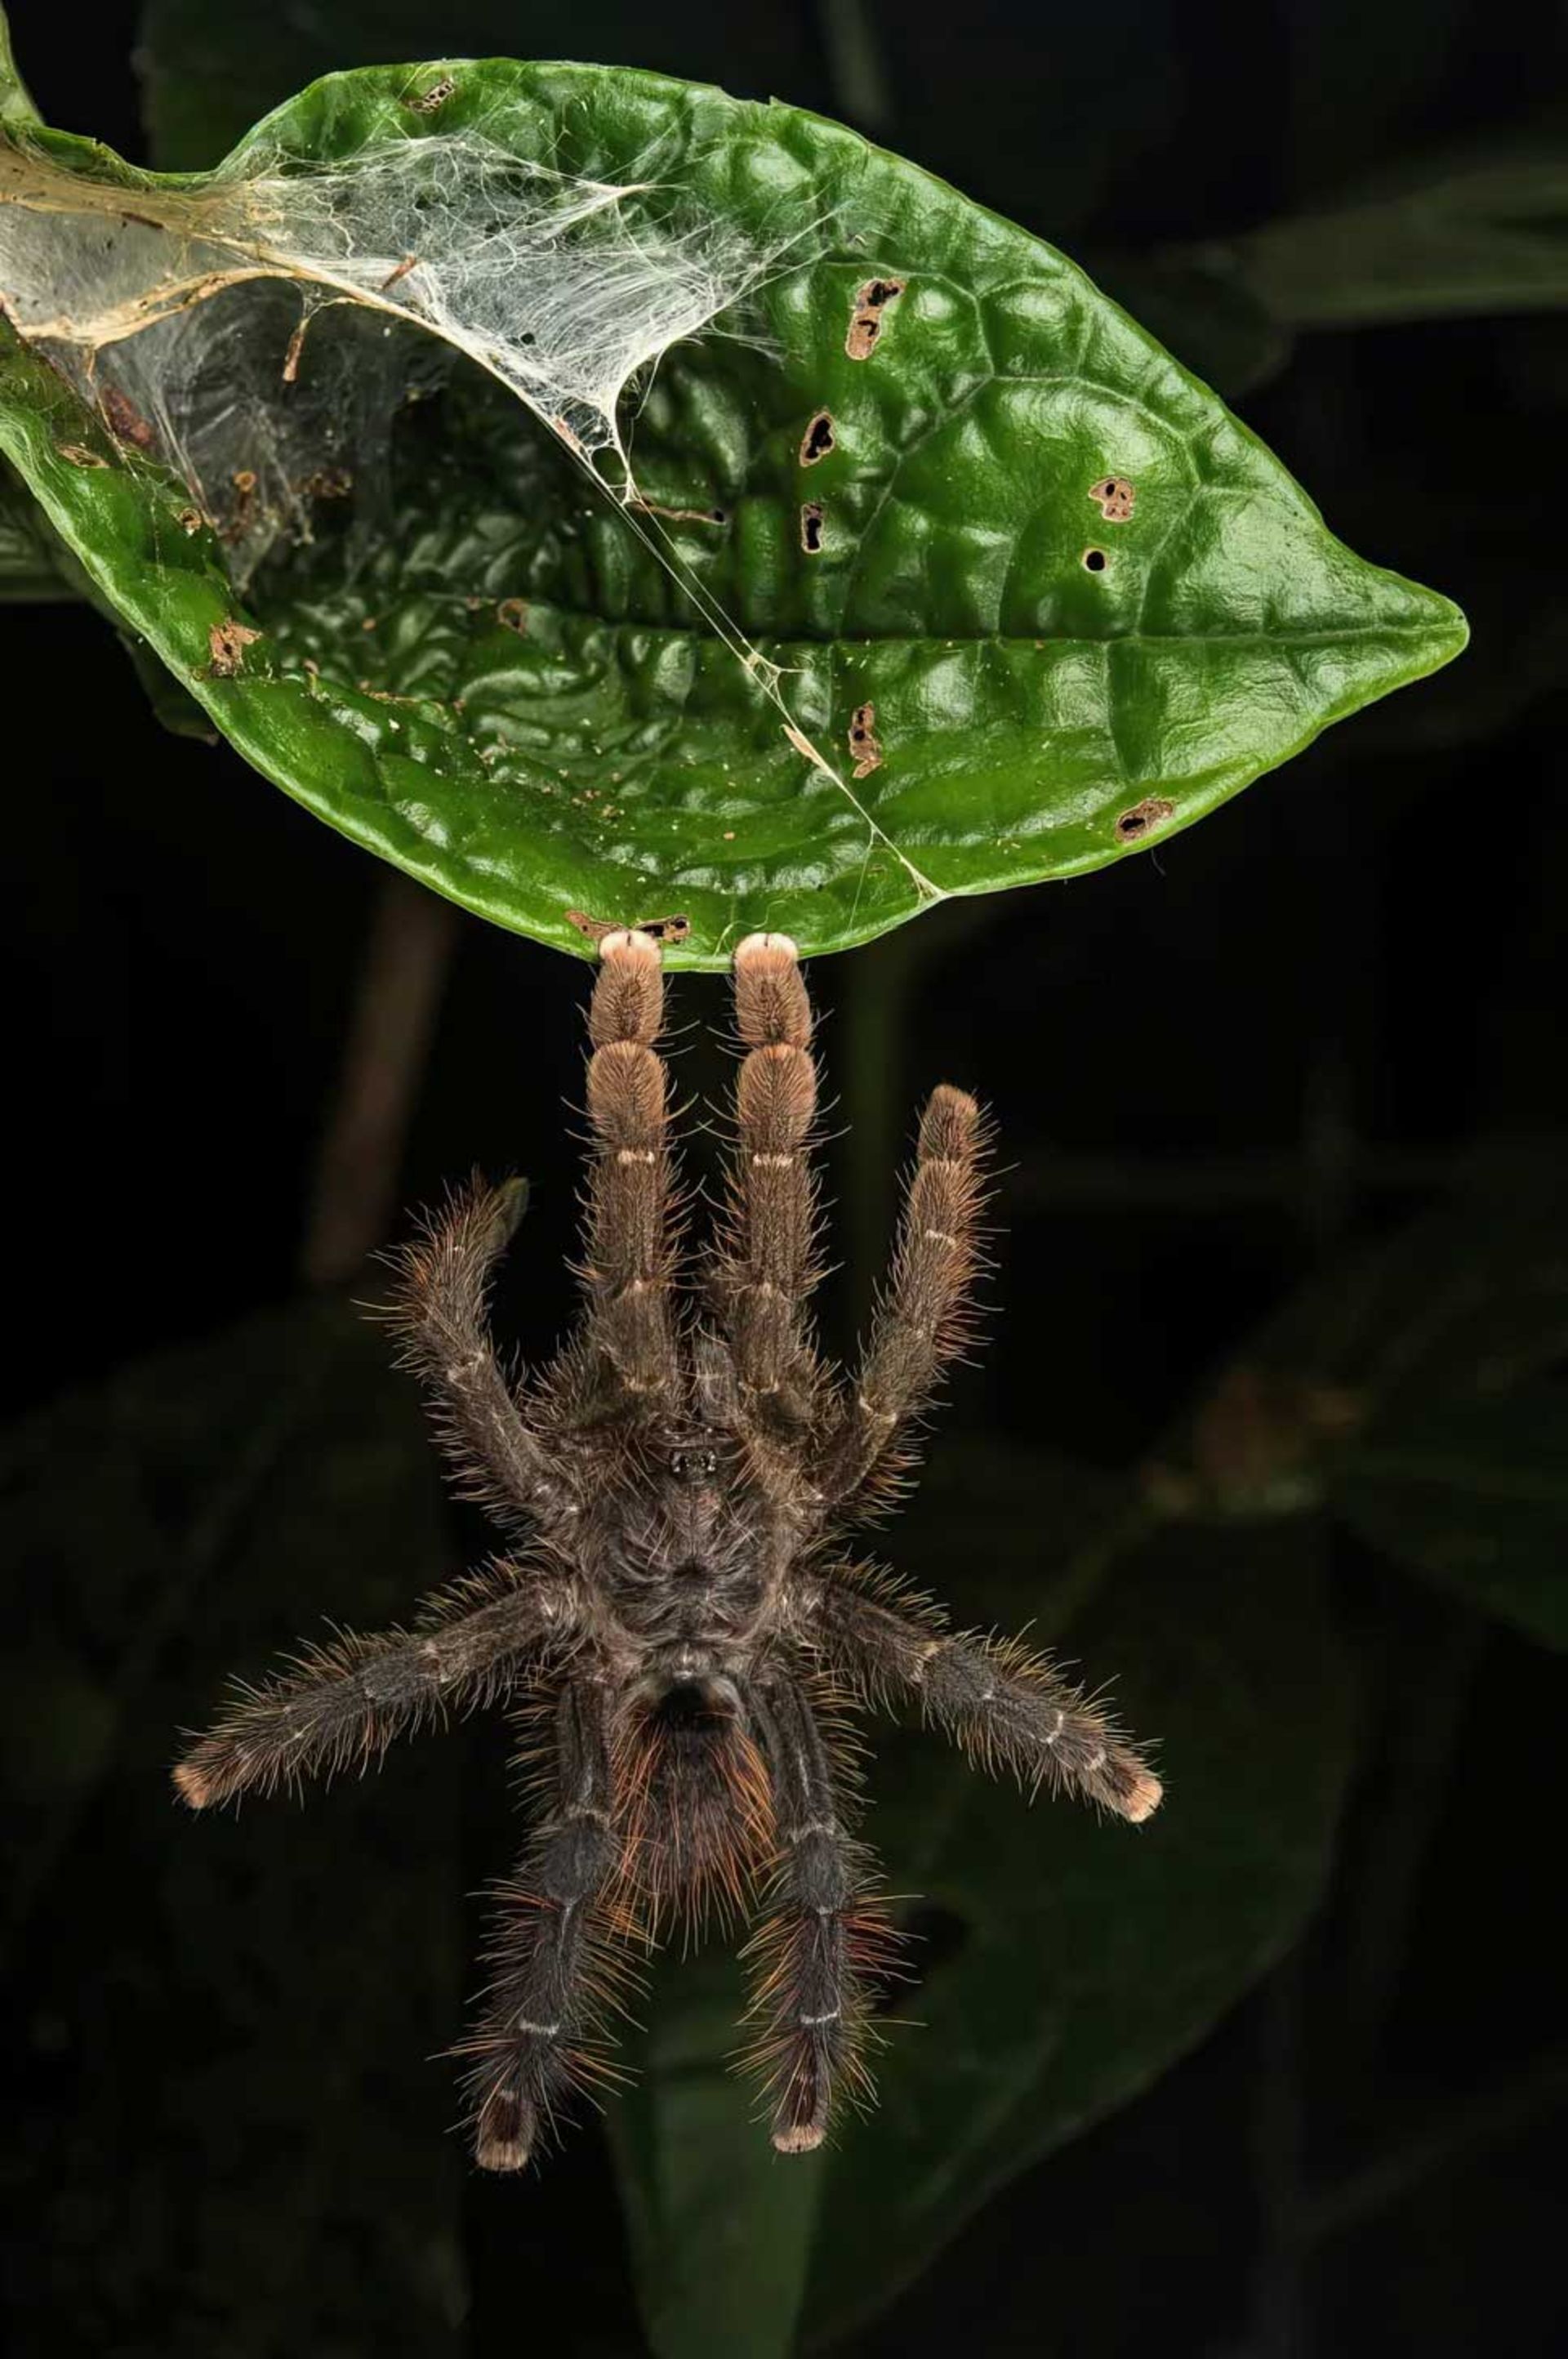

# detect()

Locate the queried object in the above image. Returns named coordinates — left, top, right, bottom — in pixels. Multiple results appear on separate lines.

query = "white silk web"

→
left=0, top=117, right=937, bottom=901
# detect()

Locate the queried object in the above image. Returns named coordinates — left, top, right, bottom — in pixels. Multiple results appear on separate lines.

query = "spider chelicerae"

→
left=174, top=929, right=1161, bottom=2165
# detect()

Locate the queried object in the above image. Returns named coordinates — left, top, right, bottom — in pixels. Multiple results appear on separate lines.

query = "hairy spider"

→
left=174, top=930, right=1161, bottom=2165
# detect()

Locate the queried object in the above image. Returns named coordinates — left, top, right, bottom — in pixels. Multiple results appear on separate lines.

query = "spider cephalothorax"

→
left=175, top=930, right=1161, bottom=2165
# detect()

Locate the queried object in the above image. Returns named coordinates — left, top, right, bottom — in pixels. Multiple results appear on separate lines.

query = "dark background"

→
left=3, top=2, right=1566, bottom=2354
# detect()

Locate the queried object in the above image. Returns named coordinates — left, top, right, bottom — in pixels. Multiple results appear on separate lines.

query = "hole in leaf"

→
left=1089, top=474, right=1136, bottom=522
left=800, top=500, right=825, bottom=554
left=403, top=76, right=457, bottom=114
left=1082, top=546, right=1108, bottom=573
left=846, top=275, right=906, bottom=360
left=565, top=909, right=692, bottom=947
left=1116, top=795, right=1175, bottom=841
left=800, top=409, right=835, bottom=466
left=206, top=617, right=261, bottom=677
left=848, top=700, right=883, bottom=778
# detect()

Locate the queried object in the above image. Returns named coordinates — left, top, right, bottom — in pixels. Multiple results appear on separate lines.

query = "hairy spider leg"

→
left=556, top=927, right=682, bottom=1420
left=173, top=921, right=1165, bottom=2174
left=816, top=1083, right=990, bottom=1512
left=463, top=1681, right=633, bottom=2171
left=172, top=1573, right=570, bottom=1808
left=742, top=1676, right=897, bottom=2153
left=386, top=1174, right=572, bottom=1532
left=808, top=1574, right=1163, bottom=1822
left=710, top=931, right=828, bottom=1438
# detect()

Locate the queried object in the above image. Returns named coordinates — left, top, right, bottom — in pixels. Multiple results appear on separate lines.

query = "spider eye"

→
left=671, top=1448, right=718, bottom=1481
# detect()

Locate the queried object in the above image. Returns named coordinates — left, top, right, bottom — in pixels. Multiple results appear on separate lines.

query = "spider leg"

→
left=710, top=932, right=826, bottom=1437
left=462, top=1679, right=633, bottom=2170
left=555, top=929, right=681, bottom=1421
left=813, top=1083, right=988, bottom=1513
left=172, top=1569, right=574, bottom=1809
left=386, top=1175, right=574, bottom=1532
left=808, top=1573, right=1163, bottom=1822
left=742, top=1674, right=897, bottom=2153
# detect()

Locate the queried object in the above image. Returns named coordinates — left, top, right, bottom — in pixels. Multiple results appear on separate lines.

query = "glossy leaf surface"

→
left=0, top=39, right=1464, bottom=963
left=0, top=451, right=67, bottom=597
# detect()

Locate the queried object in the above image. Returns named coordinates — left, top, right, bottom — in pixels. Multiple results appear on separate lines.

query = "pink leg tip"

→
left=172, top=1761, right=212, bottom=1809
left=599, top=927, right=661, bottom=963
left=735, top=932, right=800, bottom=965
left=772, top=2120, right=826, bottom=2155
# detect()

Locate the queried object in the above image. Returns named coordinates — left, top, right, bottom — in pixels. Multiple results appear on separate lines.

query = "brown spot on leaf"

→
left=57, top=443, right=109, bottom=469
left=846, top=276, right=905, bottom=361
left=849, top=702, right=883, bottom=779
left=176, top=506, right=206, bottom=535
left=99, top=386, right=154, bottom=450
left=496, top=597, right=530, bottom=634
left=1115, top=796, right=1175, bottom=843
left=403, top=75, right=457, bottom=113
left=207, top=618, right=261, bottom=678
left=566, top=909, right=692, bottom=948
left=800, top=500, right=825, bottom=554
left=1089, top=475, right=1136, bottom=523
left=800, top=410, right=835, bottom=466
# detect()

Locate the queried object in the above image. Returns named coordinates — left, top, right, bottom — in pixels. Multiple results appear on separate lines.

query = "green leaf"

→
left=0, top=448, right=217, bottom=734
left=610, top=1473, right=1357, bottom=2354
left=1336, top=1388, right=1568, bottom=1653
left=0, top=47, right=1463, bottom=965
left=0, top=7, right=37, bottom=127
left=0, top=450, right=70, bottom=596
left=0, top=1298, right=468, bottom=2351
left=1089, top=247, right=1295, bottom=399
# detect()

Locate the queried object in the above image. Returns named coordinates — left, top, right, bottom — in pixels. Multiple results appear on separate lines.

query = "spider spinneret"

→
left=174, top=928, right=1161, bottom=2166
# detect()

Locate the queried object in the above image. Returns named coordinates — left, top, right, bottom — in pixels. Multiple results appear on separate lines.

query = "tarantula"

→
left=175, top=930, right=1161, bottom=2165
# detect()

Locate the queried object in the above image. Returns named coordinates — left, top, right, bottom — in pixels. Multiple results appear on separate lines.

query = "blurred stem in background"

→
left=299, top=873, right=461, bottom=1288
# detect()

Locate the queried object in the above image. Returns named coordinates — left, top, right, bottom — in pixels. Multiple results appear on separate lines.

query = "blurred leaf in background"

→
left=1236, top=145, right=1568, bottom=330
left=612, top=1482, right=1359, bottom=2357
left=1, top=1300, right=468, bottom=2356
left=1149, top=1163, right=1568, bottom=1646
